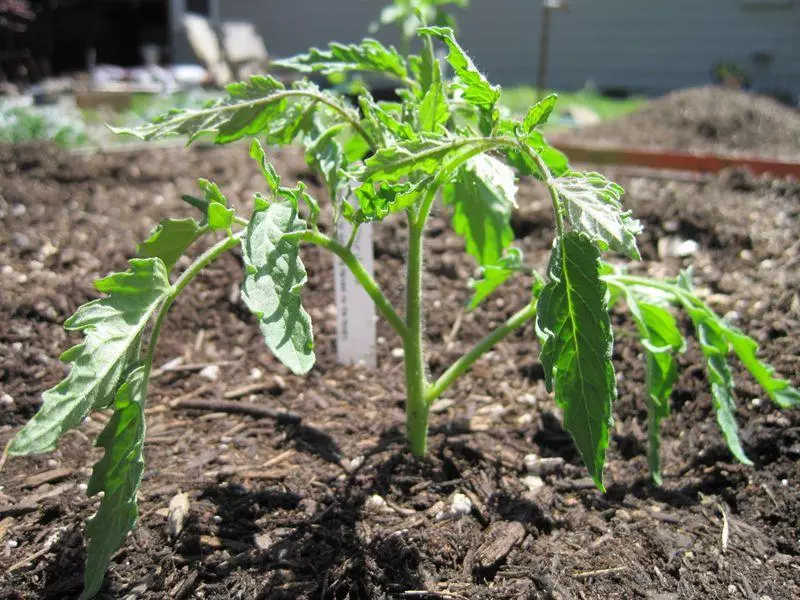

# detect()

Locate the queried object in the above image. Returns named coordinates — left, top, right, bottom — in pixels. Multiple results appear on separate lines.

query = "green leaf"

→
left=623, top=290, right=684, bottom=484
left=273, top=39, right=408, bottom=81
left=207, top=202, right=235, bottom=231
left=721, top=327, right=800, bottom=409
left=443, top=154, right=516, bottom=266
left=418, top=26, right=500, bottom=112
left=241, top=203, right=315, bottom=375
left=81, top=366, right=147, bottom=600
left=250, top=139, right=281, bottom=192
left=197, top=178, right=227, bottom=206
left=136, top=218, right=203, bottom=272
left=468, top=247, right=523, bottom=309
left=353, top=179, right=428, bottom=223
left=691, top=313, right=753, bottom=465
left=419, top=55, right=449, bottom=133
left=353, top=136, right=497, bottom=184
left=359, top=93, right=417, bottom=144
left=9, top=259, right=169, bottom=456
left=504, top=129, right=570, bottom=179
left=111, top=75, right=287, bottom=143
left=301, top=118, right=347, bottom=214
left=555, top=171, right=642, bottom=259
left=523, top=93, right=558, bottom=132
left=536, top=232, right=616, bottom=490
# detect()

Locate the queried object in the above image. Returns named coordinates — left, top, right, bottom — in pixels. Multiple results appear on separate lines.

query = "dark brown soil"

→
left=564, top=86, right=800, bottom=161
left=1, top=142, right=798, bottom=600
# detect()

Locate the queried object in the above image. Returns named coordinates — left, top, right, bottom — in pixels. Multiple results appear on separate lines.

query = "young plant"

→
left=5, top=26, right=798, bottom=599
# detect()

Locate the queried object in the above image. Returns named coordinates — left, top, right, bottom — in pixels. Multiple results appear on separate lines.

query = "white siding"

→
left=177, top=0, right=800, bottom=97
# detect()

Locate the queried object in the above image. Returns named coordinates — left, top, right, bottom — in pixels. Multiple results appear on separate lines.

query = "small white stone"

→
left=364, top=494, right=388, bottom=513
left=450, top=493, right=472, bottom=517
left=751, top=398, right=762, bottom=407
left=377, top=336, right=386, bottom=345
left=517, top=413, right=533, bottom=425
left=781, top=479, right=789, bottom=487
left=212, top=515, right=223, bottom=524
left=391, top=347, right=404, bottom=358
left=521, top=475, right=545, bottom=493
left=220, top=436, right=233, bottom=444
left=248, top=368, right=263, bottom=381
left=47, top=459, right=58, bottom=468
left=518, top=393, right=537, bottom=406
left=199, top=364, right=220, bottom=381
left=7, top=540, right=18, bottom=548
left=218, top=443, right=229, bottom=451
left=0, top=393, right=14, bottom=406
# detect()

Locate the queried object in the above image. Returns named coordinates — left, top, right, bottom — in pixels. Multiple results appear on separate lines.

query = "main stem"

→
left=404, top=221, right=429, bottom=457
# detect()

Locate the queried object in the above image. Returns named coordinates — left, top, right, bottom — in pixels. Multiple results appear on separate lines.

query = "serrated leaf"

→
left=443, top=154, right=516, bottom=266
left=354, top=135, right=497, bottom=184
left=624, top=290, right=684, bottom=484
left=360, top=93, right=417, bottom=144
left=419, top=55, right=449, bottom=133
left=523, top=93, right=558, bottom=132
left=418, top=26, right=500, bottom=112
left=556, top=171, right=642, bottom=259
left=81, top=366, right=147, bottom=600
left=111, top=75, right=287, bottom=143
left=241, top=203, right=314, bottom=375
left=9, top=259, right=169, bottom=456
left=536, top=233, right=616, bottom=490
left=353, top=179, right=428, bottom=223
left=136, top=218, right=203, bottom=271
left=504, top=129, right=570, bottom=179
left=273, top=39, right=408, bottom=80
left=468, top=247, right=523, bottom=309
left=250, top=139, right=281, bottom=193
left=691, top=313, right=753, bottom=465
left=301, top=118, right=347, bottom=211
left=720, top=326, right=800, bottom=409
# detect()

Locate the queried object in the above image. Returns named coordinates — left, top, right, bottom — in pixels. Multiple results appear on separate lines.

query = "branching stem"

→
left=141, top=232, right=245, bottom=397
left=302, top=230, right=409, bottom=340
left=424, top=301, right=538, bottom=404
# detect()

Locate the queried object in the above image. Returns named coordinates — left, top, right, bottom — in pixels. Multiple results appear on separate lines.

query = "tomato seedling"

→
left=6, top=25, right=797, bottom=600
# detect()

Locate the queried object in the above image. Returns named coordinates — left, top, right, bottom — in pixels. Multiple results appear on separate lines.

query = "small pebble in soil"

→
left=248, top=367, right=263, bottom=380
left=47, top=458, right=58, bottom=468
left=521, top=475, right=545, bottom=494
left=781, top=479, right=788, bottom=487
left=751, top=398, right=762, bottom=407
left=364, top=494, right=390, bottom=513
left=6, top=540, right=18, bottom=548
left=0, top=393, right=13, bottom=406
left=436, top=493, right=472, bottom=521
left=212, top=515, right=223, bottom=524
left=391, top=347, right=404, bottom=358
left=200, top=364, right=220, bottom=381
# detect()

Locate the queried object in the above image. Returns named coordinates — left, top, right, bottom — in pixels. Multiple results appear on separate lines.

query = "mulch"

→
left=0, top=136, right=798, bottom=599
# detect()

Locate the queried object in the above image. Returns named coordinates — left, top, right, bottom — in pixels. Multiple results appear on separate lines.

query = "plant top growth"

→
left=5, top=20, right=798, bottom=600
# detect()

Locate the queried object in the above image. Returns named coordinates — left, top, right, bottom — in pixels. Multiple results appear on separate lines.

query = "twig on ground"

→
left=174, top=398, right=301, bottom=424
left=573, top=566, right=627, bottom=579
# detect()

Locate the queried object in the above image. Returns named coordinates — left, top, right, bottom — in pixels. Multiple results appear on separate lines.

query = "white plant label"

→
left=333, top=220, right=377, bottom=367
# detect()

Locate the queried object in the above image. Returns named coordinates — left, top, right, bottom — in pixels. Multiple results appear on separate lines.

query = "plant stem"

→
left=404, top=221, right=428, bottom=457
left=519, top=143, right=564, bottom=236
left=302, top=230, right=408, bottom=340
left=141, top=232, right=244, bottom=393
left=425, top=301, right=538, bottom=404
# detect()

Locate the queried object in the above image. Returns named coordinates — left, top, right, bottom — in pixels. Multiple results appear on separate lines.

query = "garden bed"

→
left=0, top=142, right=798, bottom=599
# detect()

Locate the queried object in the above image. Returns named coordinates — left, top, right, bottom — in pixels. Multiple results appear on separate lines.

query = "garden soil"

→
left=0, top=141, right=798, bottom=599
left=562, top=86, right=800, bottom=161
